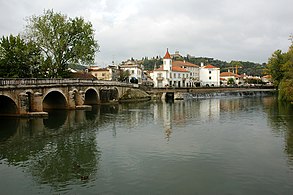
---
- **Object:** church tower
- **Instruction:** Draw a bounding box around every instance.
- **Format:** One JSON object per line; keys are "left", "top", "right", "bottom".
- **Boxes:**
{"left": 163, "top": 48, "right": 172, "bottom": 71}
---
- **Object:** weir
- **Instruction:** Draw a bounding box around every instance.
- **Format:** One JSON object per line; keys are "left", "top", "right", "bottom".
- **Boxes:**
{"left": 156, "top": 88, "right": 277, "bottom": 101}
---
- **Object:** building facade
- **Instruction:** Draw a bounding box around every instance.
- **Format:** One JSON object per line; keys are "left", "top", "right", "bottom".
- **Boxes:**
{"left": 152, "top": 49, "right": 192, "bottom": 88}
{"left": 199, "top": 64, "right": 220, "bottom": 87}
{"left": 172, "top": 60, "right": 200, "bottom": 87}
{"left": 120, "top": 60, "right": 144, "bottom": 84}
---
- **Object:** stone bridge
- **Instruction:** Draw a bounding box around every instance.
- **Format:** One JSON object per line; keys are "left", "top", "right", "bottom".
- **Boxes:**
{"left": 0, "top": 78, "right": 138, "bottom": 117}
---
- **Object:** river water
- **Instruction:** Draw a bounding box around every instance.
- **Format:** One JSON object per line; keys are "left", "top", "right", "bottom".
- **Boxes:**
{"left": 0, "top": 95, "right": 293, "bottom": 194}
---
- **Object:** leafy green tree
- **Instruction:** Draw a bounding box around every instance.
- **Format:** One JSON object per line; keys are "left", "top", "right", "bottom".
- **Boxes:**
{"left": 118, "top": 69, "right": 130, "bottom": 82}
{"left": 0, "top": 35, "right": 43, "bottom": 78}
{"left": 266, "top": 50, "right": 285, "bottom": 87}
{"left": 25, "top": 9, "right": 99, "bottom": 78}
{"left": 267, "top": 37, "right": 293, "bottom": 102}
{"left": 227, "top": 78, "right": 235, "bottom": 85}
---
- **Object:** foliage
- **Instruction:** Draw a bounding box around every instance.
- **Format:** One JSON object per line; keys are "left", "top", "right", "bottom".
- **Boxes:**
{"left": 267, "top": 38, "right": 293, "bottom": 102}
{"left": 227, "top": 78, "right": 235, "bottom": 85}
{"left": 266, "top": 50, "right": 285, "bottom": 87}
{"left": 0, "top": 35, "right": 43, "bottom": 78}
{"left": 141, "top": 57, "right": 162, "bottom": 70}
{"left": 24, "top": 9, "right": 99, "bottom": 78}
{"left": 117, "top": 69, "right": 130, "bottom": 82}
{"left": 278, "top": 79, "right": 293, "bottom": 102}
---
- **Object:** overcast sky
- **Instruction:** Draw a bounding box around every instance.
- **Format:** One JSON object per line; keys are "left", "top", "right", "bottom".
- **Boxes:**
{"left": 1, "top": 0, "right": 292, "bottom": 65}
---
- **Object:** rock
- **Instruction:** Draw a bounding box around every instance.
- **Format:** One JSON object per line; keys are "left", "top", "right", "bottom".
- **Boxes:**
{"left": 119, "top": 89, "right": 151, "bottom": 102}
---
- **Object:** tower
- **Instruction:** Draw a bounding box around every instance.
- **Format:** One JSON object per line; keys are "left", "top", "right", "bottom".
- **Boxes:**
{"left": 163, "top": 48, "right": 172, "bottom": 71}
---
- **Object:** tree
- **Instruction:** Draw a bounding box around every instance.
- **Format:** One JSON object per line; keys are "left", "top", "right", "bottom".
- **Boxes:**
{"left": 266, "top": 50, "right": 285, "bottom": 87}
{"left": 24, "top": 9, "right": 99, "bottom": 78}
{"left": 227, "top": 78, "right": 235, "bottom": 85}
{"left": 0, "top": 35, "right": 43, "bottom": 78}
{"left": 267, "top": 37, "right": 293, "bottom": 102}
{"left": 118, "top": 69, "right": 130, "bottom": 82}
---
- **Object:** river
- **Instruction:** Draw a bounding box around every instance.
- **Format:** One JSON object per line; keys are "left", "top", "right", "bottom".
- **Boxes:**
{"left": 0, "top": 95, "right": 293, "bottom": 194}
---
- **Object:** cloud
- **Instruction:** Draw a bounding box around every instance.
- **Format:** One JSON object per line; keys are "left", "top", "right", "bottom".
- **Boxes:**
{"left": 0, "top": 0, "right": 292, "bottom": 65}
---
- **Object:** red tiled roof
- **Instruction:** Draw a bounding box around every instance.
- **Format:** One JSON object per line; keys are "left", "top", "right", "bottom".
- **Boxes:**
{"left": 203, "top": 64, "right": 218, "bottom": 69}
{"left": 220, "top": 72, "right": 237, "bottom": 77}
{"left": 154, "top": 66, "right": 165, "bottom": 71}
{"left": 154, "top": 65, "right": 188, "bottom": 72}
{"left": 172, "top": 66, "right": 189, "bottom": 72}
{"left": 172, "top": 60, "right": 199, "bottom": 67}
{"left": 163, "top": 49, "right": 171, "bottom": 59}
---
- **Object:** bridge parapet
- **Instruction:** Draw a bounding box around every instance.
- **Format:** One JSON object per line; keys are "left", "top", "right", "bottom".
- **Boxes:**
{"left": 0, "top": 78, "right": 137, "bottom": 88}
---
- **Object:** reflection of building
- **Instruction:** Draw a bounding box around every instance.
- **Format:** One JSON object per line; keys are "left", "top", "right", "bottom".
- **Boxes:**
{"left": 153, "top": 103, "right": 173, "bottom": 140}
{"left": 199, "top": 99, "right": 220, "bottom": 121}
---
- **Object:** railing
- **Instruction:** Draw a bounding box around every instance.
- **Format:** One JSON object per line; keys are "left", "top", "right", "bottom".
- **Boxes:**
{"left": 0, "top": 78, "right": 135, "bottom": 87}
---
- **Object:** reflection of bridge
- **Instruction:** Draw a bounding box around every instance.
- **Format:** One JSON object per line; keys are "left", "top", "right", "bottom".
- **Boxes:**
{"left": 0, "top": 78, "right": 137, "bottom": 116}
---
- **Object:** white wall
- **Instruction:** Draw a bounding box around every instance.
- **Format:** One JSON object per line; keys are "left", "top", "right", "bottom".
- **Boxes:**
{"left": 200, "top": 68, "right": 220, "bottom": 87}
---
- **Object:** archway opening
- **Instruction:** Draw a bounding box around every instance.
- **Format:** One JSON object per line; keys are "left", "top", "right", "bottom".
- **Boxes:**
{"left": 0, "top": 95, "right": 18, "bottom": 116}
{"left": 43, "top": 91, "right": 67, "bottom": 111}
{"left": 26, "top": 91, "right": 33, "bottom": 112}
{"left": 165, "top": 92, "right": 174, "bottom": 103}
{"left": 100, "top": 88, "right": 118, "bottom": 103}
{"left": 84, "top": 89, "right": 99, "bottom": 105}
{"left": 109, "top": 88, "right": 119, "bottom": 101}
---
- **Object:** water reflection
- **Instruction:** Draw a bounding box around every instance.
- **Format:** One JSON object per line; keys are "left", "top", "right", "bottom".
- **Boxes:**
{"left": 0, "top": 108, "right": 105, "bottom": 189}
{"left": 1, "top": 97, "right": 293, "bottom": 193}
{"left": 265, "top": 99, "right": 293, "bottom": 164}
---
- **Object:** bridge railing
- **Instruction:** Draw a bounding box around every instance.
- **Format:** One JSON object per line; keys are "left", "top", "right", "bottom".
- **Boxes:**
{"left": 0, "top": 78, "right": 135, "bottom": 87}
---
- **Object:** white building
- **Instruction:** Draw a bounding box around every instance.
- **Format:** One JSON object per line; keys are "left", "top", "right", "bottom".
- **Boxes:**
{"left": 120, "top": 60, "right": 144, "bottom": 84}
{"left": 152, "top": 49, "right": 190, "bottom": 88}
{"left": 220, "top": 72, "right": 244, "bottom": 86}
{"left": 172, "top": 60, "right": 200, "bottom": 87}
{"left": 199, "top": 64, "right": 220, "bottom": 87}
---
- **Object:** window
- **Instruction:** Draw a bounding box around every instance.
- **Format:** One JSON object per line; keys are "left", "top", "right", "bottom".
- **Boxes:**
{"left": 209, "top": 70, "right": 212, "bottom": 74}
{"left": 174, "top": 73, "right": 176, "bottom": 78}
{"left": 132, "top": 70, "right": 135, "bottom": 74}
{"left": 158, "top": 73, "right": 162, "bottom": 77}
{"left": 209, "top": 76, "right": 212, "bottom": 80}
{"left": 170, "top": 73, "right": 172, "bottom": 78}
{"left": 102, "top": 73, "right": 105, "bottom": 76}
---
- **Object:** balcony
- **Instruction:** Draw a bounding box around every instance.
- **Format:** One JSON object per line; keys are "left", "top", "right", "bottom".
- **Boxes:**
{"left": 157, "top": 76, "right": 164, "bottom": 81}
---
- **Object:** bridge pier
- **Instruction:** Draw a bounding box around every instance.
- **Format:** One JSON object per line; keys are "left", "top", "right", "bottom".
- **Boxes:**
{"left": 18, "top": 93, "right": 29, "bottom": 115}
{"left": 32, "top": 92, "right": 43, "bottom": 112}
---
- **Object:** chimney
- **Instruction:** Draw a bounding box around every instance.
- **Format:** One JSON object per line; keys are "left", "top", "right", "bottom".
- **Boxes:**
{"left": 201, "top": 62, "right": 204, "bottom": 67}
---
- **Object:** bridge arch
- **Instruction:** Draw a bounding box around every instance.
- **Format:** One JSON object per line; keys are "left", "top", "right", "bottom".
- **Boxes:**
{"left": 0, "top": 95, "right": 18, "bottom": 116}
{"left": 84, "top": 87, "right": 99, "bottom": 105}
{"left": 43, "top": 90, "right": 68, "bottom": 111}
{"left": 100, "top": 87, "right": 119, "bottom": 103}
